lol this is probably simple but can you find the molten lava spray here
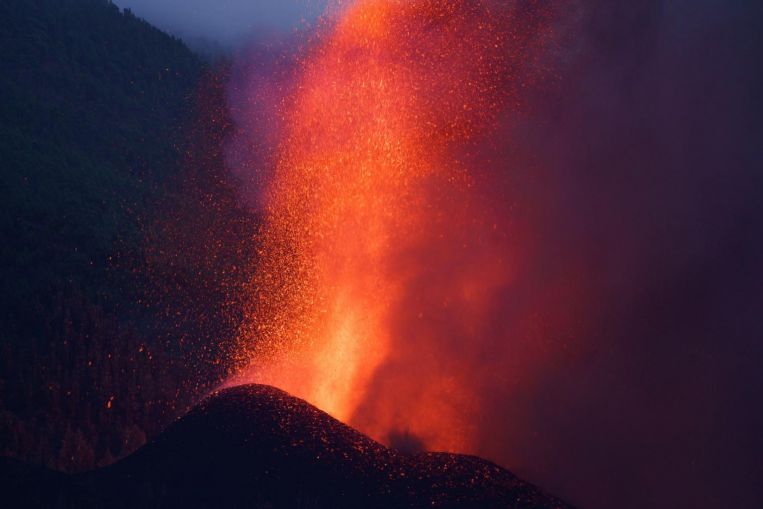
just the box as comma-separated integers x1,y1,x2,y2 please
232,0,552,453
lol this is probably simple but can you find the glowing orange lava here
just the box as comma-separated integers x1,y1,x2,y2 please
233,0,552,453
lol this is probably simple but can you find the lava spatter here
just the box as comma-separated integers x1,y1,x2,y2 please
232,0,553,453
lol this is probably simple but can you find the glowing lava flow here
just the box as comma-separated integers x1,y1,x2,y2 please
233,0,551,452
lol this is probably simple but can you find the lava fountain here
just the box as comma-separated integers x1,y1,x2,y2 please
231,0,553,453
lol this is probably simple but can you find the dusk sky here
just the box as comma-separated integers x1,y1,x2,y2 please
112,0,327,45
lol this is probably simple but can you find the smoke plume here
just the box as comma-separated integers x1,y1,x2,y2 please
225,1,763,508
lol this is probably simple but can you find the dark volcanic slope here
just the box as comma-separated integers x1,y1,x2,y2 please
4,384,574,508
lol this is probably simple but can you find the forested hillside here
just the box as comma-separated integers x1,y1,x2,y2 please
0,0,254,471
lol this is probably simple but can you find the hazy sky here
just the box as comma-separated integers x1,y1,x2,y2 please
113,0,327,45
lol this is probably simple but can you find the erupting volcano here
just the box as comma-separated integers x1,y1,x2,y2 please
231,0,552,454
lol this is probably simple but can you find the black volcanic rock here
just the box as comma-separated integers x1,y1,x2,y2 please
3,384,574,508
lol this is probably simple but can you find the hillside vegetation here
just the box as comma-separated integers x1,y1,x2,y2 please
0,0,253,471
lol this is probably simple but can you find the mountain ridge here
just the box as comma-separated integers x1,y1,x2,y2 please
2,384,576,508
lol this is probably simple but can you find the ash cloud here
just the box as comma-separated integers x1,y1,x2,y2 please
351,1,763,507
225,1,763,508
463,1,762,507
